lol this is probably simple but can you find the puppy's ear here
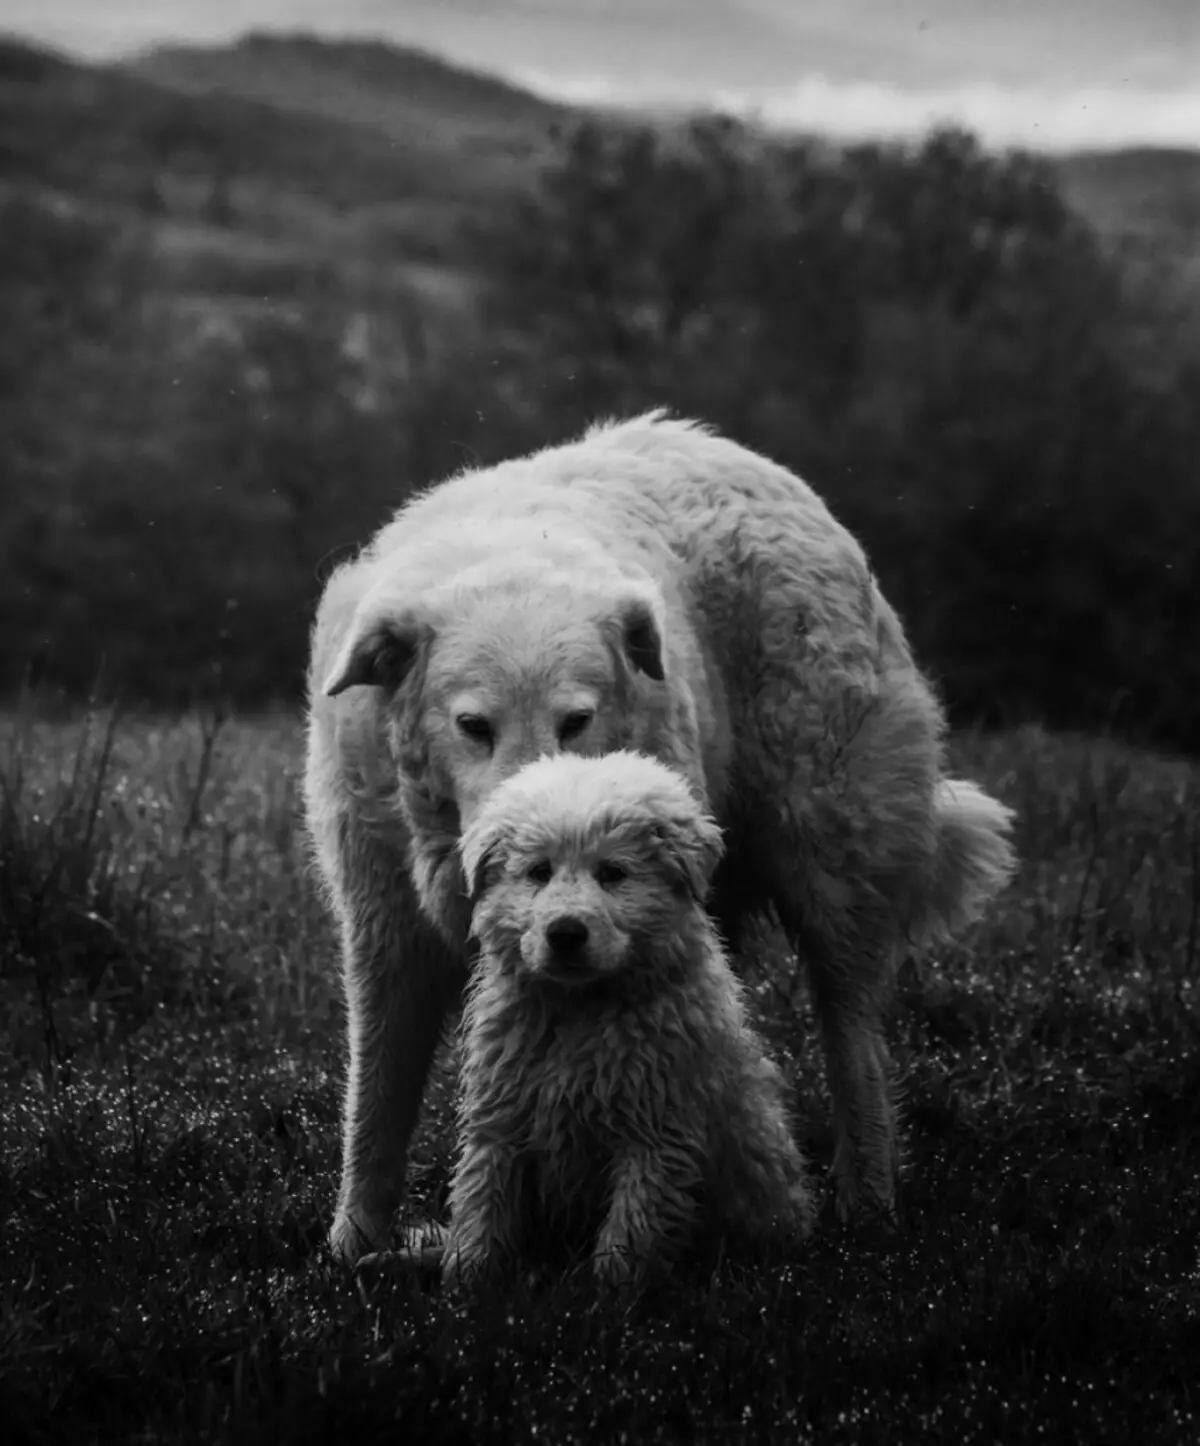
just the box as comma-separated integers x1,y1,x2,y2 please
323,606,430,697
654,807,725,903
605,582,667,682
460,819,507,907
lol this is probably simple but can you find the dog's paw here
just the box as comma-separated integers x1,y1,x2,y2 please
329,1209,389,1267
832,1176,900,1236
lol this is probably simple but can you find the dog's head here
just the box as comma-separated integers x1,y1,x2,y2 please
320,557,670,836
459,752,724,987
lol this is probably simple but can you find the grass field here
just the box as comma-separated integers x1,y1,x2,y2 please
2,706,1198,1444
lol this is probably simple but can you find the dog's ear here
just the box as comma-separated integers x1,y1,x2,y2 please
323,606,431,697
605,582,667,682
653,807,725,903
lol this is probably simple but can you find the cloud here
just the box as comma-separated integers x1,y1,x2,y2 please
517,65,1200,151
742,76,1200,150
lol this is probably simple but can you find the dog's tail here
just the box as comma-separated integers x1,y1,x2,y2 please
912,779,1018,947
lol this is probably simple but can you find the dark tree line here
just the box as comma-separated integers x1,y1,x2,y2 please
2,118,1198,748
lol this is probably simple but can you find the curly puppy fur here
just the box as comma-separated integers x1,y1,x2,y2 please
445,751,813,1286
304,410,1018,1263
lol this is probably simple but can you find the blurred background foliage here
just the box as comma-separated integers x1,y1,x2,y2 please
2,33,1198,747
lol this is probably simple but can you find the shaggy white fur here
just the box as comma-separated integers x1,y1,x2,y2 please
304,410,1017,1264
444,751,814,1286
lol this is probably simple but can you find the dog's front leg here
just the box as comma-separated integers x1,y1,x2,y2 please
593,1146,701,1285
442,1138,523,1288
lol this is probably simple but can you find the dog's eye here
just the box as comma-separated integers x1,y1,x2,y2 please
558,710,593,743
527,860,553,886
456,714,493,746
595,861,627,888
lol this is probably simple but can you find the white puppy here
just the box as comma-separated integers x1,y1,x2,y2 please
444,751,814,1286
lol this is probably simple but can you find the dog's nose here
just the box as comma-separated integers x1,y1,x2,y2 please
546,916,589,953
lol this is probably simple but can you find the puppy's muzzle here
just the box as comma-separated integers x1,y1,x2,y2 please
544,914,590,970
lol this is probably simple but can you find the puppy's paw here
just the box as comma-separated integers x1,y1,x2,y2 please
592,1242,643,1290
400,1219,448,1254
354,1221,448,1280
786,1181,818,1240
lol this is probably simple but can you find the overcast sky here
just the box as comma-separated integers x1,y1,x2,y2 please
5,0,1199,149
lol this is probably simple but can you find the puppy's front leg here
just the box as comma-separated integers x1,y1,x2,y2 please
594,1146,701,1285
442,1137,523,1288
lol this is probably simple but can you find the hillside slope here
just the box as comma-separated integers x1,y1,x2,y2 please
1057,146,1200,249
129,31,566,182
0,33,515,325
0,37,445,211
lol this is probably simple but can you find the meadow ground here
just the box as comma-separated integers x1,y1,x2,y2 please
1,704,1198,1445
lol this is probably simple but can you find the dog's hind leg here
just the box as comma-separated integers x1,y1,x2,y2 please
801,918,902,1221
755,654,941,1223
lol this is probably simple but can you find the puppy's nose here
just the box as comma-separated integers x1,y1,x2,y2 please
546,916,589,953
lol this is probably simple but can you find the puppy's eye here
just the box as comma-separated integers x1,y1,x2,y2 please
558,710,593,743
527,860,553,886
456,714,493,746
595,861,627,888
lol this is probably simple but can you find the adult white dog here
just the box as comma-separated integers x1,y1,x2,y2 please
304,410,1017,1264
445,751,814,1286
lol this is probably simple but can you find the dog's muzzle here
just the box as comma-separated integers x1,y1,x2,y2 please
546,914,589,953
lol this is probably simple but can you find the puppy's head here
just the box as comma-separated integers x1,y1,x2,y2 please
460,752,724,988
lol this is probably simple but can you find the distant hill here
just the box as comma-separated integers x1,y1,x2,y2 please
0,37,447,211
129,30,566,161
0,30,566,220
1056,147,1200,249
0,32,557,335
